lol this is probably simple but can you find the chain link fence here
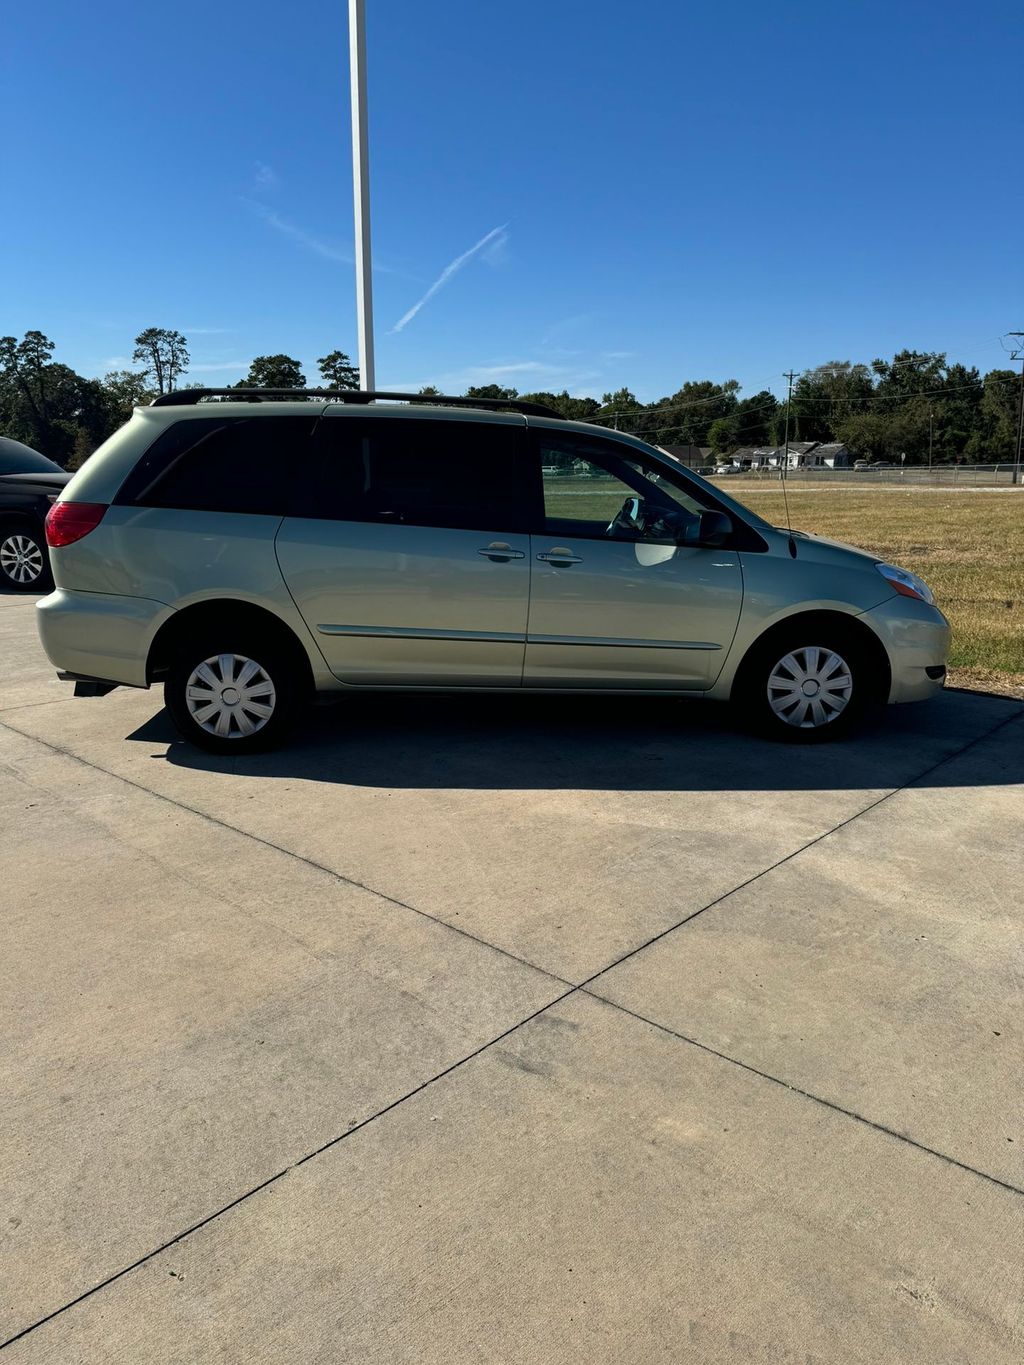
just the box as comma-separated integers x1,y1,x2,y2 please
714,464,1022,488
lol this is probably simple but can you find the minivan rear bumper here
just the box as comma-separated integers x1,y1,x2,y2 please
37,589,172,689
861,595,951,703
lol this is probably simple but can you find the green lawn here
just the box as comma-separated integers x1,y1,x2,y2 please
543,477,641,523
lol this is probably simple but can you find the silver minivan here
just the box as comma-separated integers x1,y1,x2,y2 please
37,390,949,752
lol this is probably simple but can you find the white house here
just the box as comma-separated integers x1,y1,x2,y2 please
813,443,853,469
763,442,853,470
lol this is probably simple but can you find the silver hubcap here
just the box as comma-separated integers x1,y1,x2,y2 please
1,534,44,584
185,653,276,739
767,645,853,728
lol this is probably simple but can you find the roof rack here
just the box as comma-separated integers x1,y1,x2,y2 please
149,388,562,419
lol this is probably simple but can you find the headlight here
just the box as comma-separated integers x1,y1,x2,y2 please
876,562,935,605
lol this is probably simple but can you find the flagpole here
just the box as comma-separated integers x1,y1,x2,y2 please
349,0,375,390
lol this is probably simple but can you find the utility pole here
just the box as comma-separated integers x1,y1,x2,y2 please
348,0,375,390
781,370,796,481
1008,333,1024,486
928,405,933,470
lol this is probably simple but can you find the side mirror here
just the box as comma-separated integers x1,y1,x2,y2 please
680,510,732,547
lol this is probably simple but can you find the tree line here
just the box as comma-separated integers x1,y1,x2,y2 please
1,327,1020,468
506,354,1022,465
0,328,360,468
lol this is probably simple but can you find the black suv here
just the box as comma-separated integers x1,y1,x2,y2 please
0,437,70,591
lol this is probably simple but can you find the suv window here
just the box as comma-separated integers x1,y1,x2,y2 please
117,416,316,515
536,431,709,541
307,417,524,531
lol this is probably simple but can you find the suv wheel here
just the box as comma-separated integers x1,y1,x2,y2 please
0,524,51,592
738,630,871,742
165,640,297,753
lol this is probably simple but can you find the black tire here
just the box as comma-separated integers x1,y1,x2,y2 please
0,522,52,593
734,626,873,743
164,635,298,754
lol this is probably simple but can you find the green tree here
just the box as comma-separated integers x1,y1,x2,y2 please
520,389,601,421
0,331,56,440
465,383,519,402
834,405,929,463
68,428,96,472
72,376,121,449
645,380,740,446
317,350,359,391
102,370,154,425
933,363,983,461
239,355,306,389
733,390,780,446
707,417,738,454
417,385,442,396
132,328,190,394
596,387,645,436
0,331,108,463
871,350,946,399
964,369,1021,461
790,362,873,442
865,352,978,463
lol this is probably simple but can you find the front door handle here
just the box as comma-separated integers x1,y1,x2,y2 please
477,542,525,561
537,549,583,565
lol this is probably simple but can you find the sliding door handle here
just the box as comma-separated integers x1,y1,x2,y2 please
477,543,525,561
537,550,583,565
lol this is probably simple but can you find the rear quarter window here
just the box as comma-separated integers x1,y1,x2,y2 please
114,416,316,515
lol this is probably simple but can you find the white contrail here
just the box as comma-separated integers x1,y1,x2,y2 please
241,198,352,263
391,224,508,333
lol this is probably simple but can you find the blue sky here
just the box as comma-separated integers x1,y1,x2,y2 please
2,0,1021,400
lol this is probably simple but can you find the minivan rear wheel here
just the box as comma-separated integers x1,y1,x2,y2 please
737,628,871,742
165,638,297,753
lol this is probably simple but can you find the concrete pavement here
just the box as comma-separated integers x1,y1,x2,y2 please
1,589,1021,1361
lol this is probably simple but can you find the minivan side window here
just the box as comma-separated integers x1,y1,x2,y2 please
536,431,708,541
117,416,316,515
308,417,525,531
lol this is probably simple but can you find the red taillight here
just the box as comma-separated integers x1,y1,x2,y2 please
45,502,107,548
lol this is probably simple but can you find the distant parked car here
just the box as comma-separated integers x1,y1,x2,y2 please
853,459,871,470
0,437,70,591
697,465,716,474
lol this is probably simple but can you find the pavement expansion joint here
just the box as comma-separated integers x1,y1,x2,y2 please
1,704,1021,1351
579,991,1024,1199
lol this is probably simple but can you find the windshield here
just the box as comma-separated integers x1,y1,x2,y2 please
0,438,64,475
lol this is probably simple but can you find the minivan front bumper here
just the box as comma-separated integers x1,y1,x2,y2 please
861,594,951,703
37,589,172,689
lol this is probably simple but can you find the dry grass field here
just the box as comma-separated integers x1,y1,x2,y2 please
722,485,1024,688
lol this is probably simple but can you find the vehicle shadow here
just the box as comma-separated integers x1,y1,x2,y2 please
127,687,1024,793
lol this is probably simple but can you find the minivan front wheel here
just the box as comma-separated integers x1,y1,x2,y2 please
165,641,296,753
738,630,870,742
